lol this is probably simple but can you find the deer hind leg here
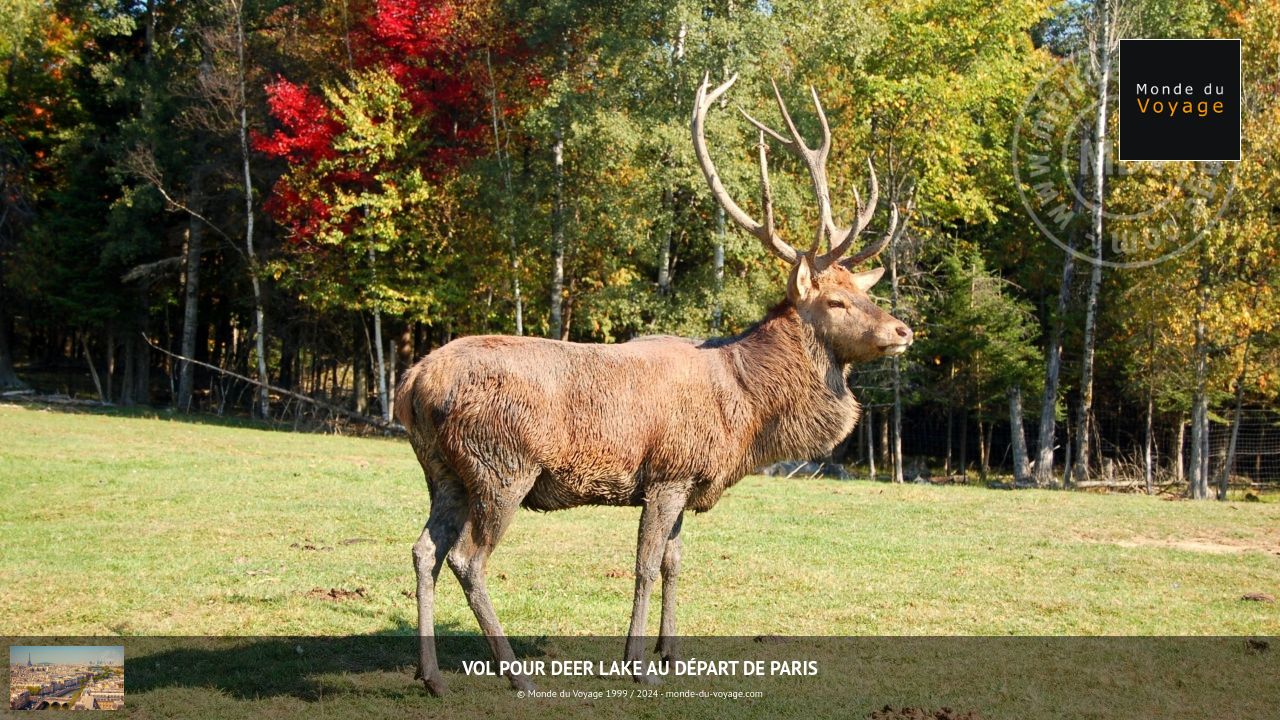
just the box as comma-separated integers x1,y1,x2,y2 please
447,463,538,692
654,511,684,663
413,475,466,696
625,489,687,683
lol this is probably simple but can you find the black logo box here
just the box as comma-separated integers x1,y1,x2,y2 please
1119,38,1241,162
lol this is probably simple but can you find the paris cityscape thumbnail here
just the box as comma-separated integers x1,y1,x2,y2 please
9,646,124,711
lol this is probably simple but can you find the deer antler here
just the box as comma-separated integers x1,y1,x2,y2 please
841,200,898,268
738,80,836,259
692,73,798,264
697,75,886,270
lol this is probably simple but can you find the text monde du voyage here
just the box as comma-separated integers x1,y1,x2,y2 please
1134,82,1229,118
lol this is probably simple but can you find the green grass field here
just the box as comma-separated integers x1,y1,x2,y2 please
1,403,1277,718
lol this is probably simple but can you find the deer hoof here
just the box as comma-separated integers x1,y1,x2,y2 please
509,674,536,693
655,644,682,664
421,670,448,697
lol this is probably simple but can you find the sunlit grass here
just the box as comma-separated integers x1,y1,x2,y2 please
2,402,1276,639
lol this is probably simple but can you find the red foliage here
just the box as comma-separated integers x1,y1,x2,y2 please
256,0,508,244
255,78,341,163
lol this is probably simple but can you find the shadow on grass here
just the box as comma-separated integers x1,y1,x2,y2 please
125,624,548,702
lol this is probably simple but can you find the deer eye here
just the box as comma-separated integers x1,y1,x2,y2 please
826,299,848,310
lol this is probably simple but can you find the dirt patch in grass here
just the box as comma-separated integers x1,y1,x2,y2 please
306,587,368,602
868,706,982,720
1078,533,1278,555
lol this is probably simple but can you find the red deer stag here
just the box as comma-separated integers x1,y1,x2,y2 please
396,73,912,695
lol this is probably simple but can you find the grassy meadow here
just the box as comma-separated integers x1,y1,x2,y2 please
0,403,1277,718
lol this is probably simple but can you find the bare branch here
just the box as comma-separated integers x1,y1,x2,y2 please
141,334,402,433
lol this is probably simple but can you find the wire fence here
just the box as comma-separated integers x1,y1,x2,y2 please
833,386,1280,493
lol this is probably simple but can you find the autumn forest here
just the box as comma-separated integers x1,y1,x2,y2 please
1,0,1277,499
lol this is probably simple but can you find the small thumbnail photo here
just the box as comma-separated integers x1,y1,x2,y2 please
9,646,124,710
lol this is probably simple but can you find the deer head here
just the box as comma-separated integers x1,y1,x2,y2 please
691,74,912,364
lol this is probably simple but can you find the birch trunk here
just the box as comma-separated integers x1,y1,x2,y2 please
1189,244,1211,499
712,205,725,330
890,229,903,485
1073,0,1113,485
232,0,268,419
866,407,876,480
1009,385,1030,484
1034,140,1086,486
177,180,205,411
484,48,522,335
657,184,673,294
373,306,389,422
549,126,565,339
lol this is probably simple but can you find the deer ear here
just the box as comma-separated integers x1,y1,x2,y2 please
787,255,817,303
849,266,886,292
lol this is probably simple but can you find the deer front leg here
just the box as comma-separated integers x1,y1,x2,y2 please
655,511,684,663
625,490,686,684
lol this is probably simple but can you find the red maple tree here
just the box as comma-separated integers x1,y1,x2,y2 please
255,0,513,245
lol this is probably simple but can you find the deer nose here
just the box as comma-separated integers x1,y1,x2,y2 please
896,325,912,342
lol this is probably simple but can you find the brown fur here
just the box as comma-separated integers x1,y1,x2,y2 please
398,261,910,695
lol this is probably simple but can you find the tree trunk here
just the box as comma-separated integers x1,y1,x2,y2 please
1152,386,1162,491
1061,422,1073,485
372,307,389,422
352,318,367,414
230,0,268,419
177,182,205,411
657,184,673,294
1188,242,1211,499
121,334,137,406
879,410,890,472
1073,0,1112,485
0,304,24,390
977,414,989,482
865,407,876,480
889,219,905,484
944,403,954,477
1189,369,1208,499
1034,137,1088,487
484,48,522,335
958,409,969,481
1174,416,1186,487
1009,385,1030,484
548,126,566,339
105,330,115,402
892,359,904,484
1034,254,1074,486
81,333,106,403
387,335,397,420
712,205,725,331
1217,337,1250,500
132,332,150,406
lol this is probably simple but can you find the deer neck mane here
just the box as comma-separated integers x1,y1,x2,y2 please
710,303,861,471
